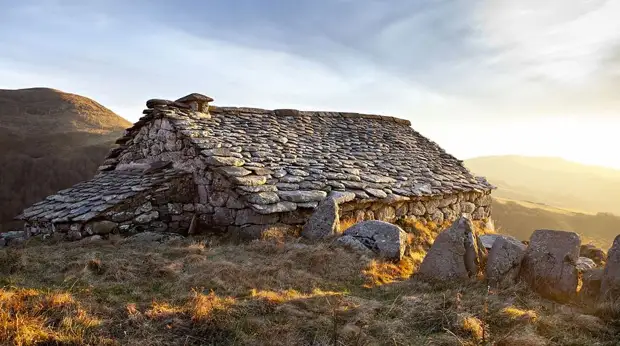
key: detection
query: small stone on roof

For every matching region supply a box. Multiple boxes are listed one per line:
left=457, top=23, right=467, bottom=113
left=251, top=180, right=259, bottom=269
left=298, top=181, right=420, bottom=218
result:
left=175, top=93, right=214, bottom=103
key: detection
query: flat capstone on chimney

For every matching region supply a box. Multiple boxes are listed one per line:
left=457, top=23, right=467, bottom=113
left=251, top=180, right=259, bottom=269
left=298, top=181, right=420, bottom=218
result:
left=175, top=93, right=214, bottom=114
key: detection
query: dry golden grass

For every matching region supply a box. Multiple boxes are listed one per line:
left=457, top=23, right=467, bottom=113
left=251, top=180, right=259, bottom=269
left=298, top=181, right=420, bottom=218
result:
left=1, top=228, right=619, bottom=345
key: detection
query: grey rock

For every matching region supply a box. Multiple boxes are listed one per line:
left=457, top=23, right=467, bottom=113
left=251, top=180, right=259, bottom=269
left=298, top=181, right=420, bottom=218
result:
left=209, top=192, right=229, bottom=207
left=335, top=235, right=374, bottom=256
left=364, top=188, right=388, bottom=199
left=168, top=203, right=183, bottom=215
left=250, top=201, right=297, bottom=214
left=246, top=192, right=280, bottom=205
left=520, top=229, right=581, bottom=302
left=231, top=175, right=267, bottom=186
left=0, top=238, right=5, bottom=247
left=486, top=235, right=527, bottom=288
left=89, top=221, right=118, bottom=235
left=601, top=235, right=620, bottom=301
left=343, top=220, right=408, bottom=261
left=135, top=202, right=153, bottom=215
left=460, top=202, right=476, bottom=214
left=577, top=257, right=597, bottom=272
left=418, top=216, right=485, bottom=281
left=479, top=234, right=504, bottom=250
left=235, top=209, right=280, bottom=225
left=205, top=156, right=245, bottom=167
left=328, top=191, right=356, bottom=204
left=135, top=211, right=159, bottom=224
left=237, top=185, right=278, bottom=193
left=302, top=198, right=339, bottom=240
left=216, top=166, right=252, bottom=177
left=581, top=268, right=604, bottom=301
left=111, top=211, right=134, bottom=222
left=67, top=229, right=83, bottom=241
left=277, top=190, right=327, bottom=203
left=213, top=207, right=235, bottom=225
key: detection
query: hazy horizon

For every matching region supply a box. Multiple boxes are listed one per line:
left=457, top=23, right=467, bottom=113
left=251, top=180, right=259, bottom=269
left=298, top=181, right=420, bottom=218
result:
left=1, top=0, right=619, bottom=169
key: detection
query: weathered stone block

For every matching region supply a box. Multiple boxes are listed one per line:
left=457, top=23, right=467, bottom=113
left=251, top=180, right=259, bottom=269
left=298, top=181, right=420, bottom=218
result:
left=486, top=235, right=527, bottom=288
left=418, top=216, right=485, bottom=281
left=302, top=198, right=339, bottom=240
left=235, top=209, right=280, bottom=225
left=520, top=229, right=580, bottom=302
left=213, top=207, right=236, bottom=225
left=135, top=211, right=159, bottom=224
left=277, top=190, right=327, bottom=203
left=246, top=192, right=280, bottom=205
left=343, top=220, right=408, bottom=260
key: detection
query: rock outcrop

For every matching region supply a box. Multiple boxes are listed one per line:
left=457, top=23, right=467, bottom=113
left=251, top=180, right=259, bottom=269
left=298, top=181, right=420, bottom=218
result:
left=601, top=235, right=620, bottom=301
left=486, top=235, right=527, bottom=288
left=340, top=220, right=408, bottom=261
left=519, top=229, right=581, bottom=302
left=418, top=216, right=485, bottom=281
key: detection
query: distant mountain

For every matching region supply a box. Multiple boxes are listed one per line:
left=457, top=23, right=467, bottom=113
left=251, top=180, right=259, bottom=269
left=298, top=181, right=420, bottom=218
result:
left=492, top=198, right=619, bottom=248
left=465, top=155, right=620, bottom=216
left=0, top=88, right=131, bottom=231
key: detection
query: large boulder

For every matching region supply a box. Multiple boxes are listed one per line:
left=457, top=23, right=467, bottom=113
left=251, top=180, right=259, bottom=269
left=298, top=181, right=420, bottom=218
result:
left=486, top=235, right=527, bottom=288
left=519, top=229, right=581, bottom=302
left=342, top=220, right=408, bottom=261
left=302, top=198, right=339, bottom=240
left=418, top=216, right=485, bottom=281
left=601, top=235, right=620, bottom=301
left=580, top=243, right=607, bottom=266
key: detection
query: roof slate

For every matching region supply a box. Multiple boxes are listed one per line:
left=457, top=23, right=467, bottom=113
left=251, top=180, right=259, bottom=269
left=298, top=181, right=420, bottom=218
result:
left=109, top=101, right=494, bottom=212
left=17, top=169, right=188, bottom=222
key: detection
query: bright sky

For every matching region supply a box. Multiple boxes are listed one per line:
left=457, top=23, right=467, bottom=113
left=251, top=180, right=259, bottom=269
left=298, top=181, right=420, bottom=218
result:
left=1, top=0, right=619, bottom=169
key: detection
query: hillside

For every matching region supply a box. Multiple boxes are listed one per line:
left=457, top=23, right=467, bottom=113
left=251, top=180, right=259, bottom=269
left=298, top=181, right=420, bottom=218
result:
left=0, top=88, right=131, bottom=232
left=491, top=198, right=620, bottom=248
left=465, top=155, right=620, bottom=216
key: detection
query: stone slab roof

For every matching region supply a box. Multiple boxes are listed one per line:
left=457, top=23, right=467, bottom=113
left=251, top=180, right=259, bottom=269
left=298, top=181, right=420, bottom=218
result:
left=17, top=168, right=188, bottom=223
left=106, top=100, right=494, bottom=214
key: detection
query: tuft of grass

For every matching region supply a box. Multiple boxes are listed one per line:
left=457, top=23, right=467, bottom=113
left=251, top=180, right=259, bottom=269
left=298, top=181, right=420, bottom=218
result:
left=363, top=258, right=415, bottom=288
left=0, top=288, right=106, bottom=346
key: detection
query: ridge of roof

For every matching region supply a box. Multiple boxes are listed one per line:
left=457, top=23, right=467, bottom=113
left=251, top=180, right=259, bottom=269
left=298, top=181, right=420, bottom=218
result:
left=208, top=106, right=413, bottom=126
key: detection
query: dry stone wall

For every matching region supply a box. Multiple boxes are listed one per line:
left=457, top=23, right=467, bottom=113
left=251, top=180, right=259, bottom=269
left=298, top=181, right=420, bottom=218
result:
left=339, top=190, right=491, bottom=225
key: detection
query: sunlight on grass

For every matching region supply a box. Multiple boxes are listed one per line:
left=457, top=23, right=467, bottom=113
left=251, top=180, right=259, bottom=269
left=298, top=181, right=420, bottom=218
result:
left=363, top=258, right=415, bottom=287
left=0, top=288, right=103, bottom=346
left=500, top=306, right=538, bottom=323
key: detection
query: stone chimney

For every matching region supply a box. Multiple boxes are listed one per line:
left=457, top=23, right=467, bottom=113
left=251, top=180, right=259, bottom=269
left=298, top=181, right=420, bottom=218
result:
left=175, top=93, right=214, bottom=113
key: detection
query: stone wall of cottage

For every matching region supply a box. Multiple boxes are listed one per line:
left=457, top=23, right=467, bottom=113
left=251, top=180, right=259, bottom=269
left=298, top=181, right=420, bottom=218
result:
left=339, top=190, right=492, bottom=225
left=14, top=176, right=196, bottom=244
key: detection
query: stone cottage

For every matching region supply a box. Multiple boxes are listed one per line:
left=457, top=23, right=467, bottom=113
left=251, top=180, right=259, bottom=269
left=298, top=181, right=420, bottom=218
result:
left=15, top=93, right=495, bottom=241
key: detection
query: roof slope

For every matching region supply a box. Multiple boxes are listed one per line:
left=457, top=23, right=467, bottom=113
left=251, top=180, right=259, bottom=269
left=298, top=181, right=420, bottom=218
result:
left=110, top=100, right=493, bottom=212
left=18, top=168, right=188, bottom=223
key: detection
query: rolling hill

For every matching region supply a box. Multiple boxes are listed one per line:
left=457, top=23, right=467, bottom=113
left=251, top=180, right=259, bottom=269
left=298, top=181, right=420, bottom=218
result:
left=465, top=155, right=620, bottom=216
left=0, top=88, right=131, bottom=232
left=465, top=155, right=620, bottom=247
